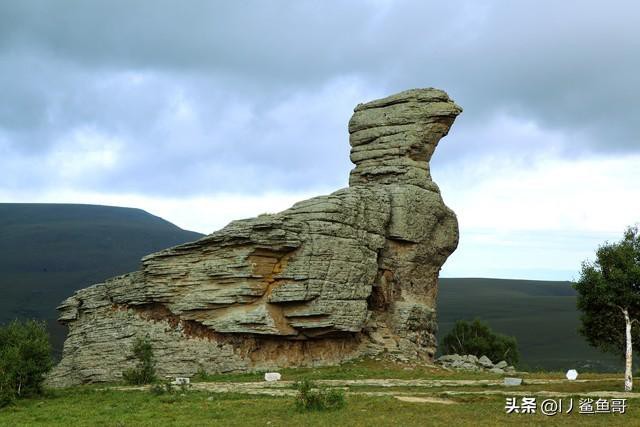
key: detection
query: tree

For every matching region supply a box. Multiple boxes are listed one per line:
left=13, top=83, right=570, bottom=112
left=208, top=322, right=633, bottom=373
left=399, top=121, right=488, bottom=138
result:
left=574, top=226, right=640, bottom=391
left=440, top=318, right=520, bottom=365
left=0, top=319, right=53, bottom=406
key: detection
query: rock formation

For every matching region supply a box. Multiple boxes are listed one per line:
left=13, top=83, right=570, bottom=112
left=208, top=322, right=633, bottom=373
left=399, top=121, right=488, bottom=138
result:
left=436, top=354, right=517, bottom=374
left=47, top=88, right=462, bottom=387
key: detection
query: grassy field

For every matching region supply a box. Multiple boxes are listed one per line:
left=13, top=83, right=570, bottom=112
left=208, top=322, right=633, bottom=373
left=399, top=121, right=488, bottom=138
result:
left=5, top=391, right=637, bottom=427
left=1, top=360, right=638, bottom=426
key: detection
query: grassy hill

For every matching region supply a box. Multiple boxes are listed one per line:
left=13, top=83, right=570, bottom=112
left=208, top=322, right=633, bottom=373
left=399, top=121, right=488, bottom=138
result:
left=0, top=203, right=204, bottom=357
left=437, top=278, right=623, bottom=372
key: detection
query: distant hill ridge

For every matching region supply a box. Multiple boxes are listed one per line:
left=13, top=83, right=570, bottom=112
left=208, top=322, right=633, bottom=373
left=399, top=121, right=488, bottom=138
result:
left=0, top=203, right=202, bottom=272
left=0, top=203, right=204, bottom=356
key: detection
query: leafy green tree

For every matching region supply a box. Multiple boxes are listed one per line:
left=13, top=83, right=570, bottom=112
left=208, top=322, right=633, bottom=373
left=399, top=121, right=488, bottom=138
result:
left=0, top=319, right=53, bottom=406
left=441, top=318, right=520, bottom=365
left=122, top=335, right=157, bottom=385
left=574, top=226, right=640, bottom=391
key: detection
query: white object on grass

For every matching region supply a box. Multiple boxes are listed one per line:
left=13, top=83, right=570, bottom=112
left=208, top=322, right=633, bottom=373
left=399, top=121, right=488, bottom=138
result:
left=264, top=372, right=282, bottom=382
left=566, top=369, right=578, bottom=380
left=503, top=377, right=522, bottom=386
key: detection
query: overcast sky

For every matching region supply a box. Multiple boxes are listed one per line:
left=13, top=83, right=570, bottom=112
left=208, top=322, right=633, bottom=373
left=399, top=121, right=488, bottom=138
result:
left=1, top=0, right=638, bottom=280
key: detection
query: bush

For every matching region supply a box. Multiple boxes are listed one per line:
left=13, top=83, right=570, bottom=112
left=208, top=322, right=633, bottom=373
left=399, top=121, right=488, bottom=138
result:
left=122, top=335, right=156, bottom=385
left=149, top=380, right=173, bottom=396
left=441, top=318, right=520, bottom=366
left=294, top=379, right=345, bottom=411
left=150, top=379, right=191, bottom=396
left=0, top=319, right=53, bottom=407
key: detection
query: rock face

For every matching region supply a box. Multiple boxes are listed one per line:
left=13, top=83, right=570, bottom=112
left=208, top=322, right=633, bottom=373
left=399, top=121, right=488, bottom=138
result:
left=47, top=88, right=462, bottom=387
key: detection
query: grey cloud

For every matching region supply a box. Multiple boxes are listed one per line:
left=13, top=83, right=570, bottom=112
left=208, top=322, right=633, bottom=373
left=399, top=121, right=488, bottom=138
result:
left=0, top=0, right=638, bottom=197
left=0, top=55, right=360, bottom=195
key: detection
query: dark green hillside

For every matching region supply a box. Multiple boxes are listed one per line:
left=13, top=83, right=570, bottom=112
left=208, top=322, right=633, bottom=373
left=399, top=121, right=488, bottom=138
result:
left=437, top=278, right=623, bottom=372
left=0, top=203, right=203, bottom=357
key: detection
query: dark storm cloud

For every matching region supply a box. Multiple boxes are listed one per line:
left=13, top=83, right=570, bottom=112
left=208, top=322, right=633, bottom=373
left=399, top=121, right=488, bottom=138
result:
left=0, top=0, right=638, bottom=196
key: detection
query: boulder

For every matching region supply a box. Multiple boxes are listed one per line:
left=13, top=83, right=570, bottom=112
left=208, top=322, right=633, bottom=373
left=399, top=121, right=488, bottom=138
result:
left=437, top=354, right=462, bottom=362
left=463, top=355, right=479, bottom=364
left=451, top=359, right=465, bottom=368
left=46, top=88, right=463, bottom=387
left=460, top=362, right=480, bottom=371
left=437, top=353, right=518, bottom=375
left=495, top=361, right=508, bottom=369
left=478, top=355, right=493, bottom=368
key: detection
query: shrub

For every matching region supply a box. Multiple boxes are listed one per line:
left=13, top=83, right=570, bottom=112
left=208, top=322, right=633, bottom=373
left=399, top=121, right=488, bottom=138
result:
left=441, top=318, right=520, bottom=365
left=193, top=367, right=210, bottom=382
left=122, top=335, right=156, bottom=385
left=149, top=380, right=173, bottom=396
left=0, top=319, right=53, bottom=407
left=294, top=379, right=345, bottom=411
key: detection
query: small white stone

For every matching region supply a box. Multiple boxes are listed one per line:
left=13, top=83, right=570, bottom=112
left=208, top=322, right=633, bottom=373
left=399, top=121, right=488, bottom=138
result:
left=566, top=369, right=579, bottom=381
left=503, top=377, right=522, bottom=386
left=264, top=372, right=281, bottom=382
left=171, top=377, right=190, bottom=385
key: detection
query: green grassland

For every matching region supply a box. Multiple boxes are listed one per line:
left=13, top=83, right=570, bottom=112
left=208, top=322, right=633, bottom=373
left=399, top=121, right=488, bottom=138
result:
left=5, top=391, right=635, bottom=427
left=1, top=360, right=637, bottom=426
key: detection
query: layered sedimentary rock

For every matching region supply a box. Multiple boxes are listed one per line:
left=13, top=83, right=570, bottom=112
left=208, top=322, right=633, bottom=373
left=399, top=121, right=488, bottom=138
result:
left=47, top=88, right=462, bottom=387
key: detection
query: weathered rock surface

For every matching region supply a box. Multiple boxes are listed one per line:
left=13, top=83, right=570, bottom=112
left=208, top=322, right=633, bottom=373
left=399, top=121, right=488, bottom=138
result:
left=47, top=88, right=462, bottom=387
